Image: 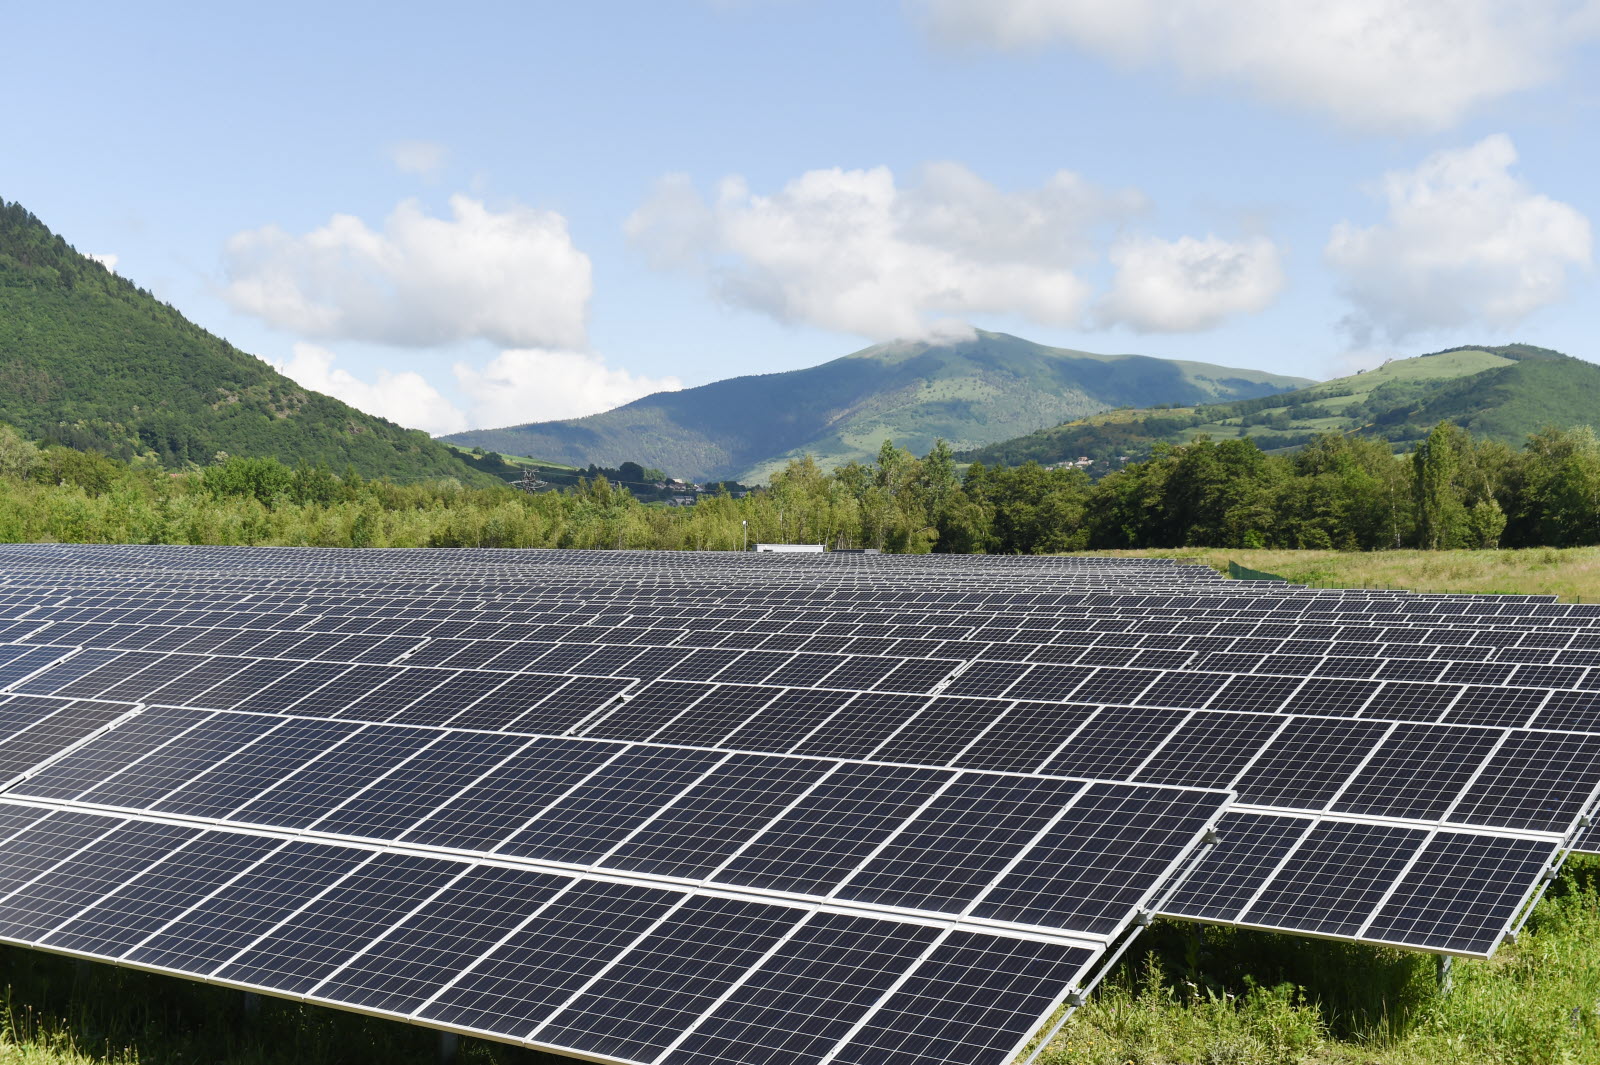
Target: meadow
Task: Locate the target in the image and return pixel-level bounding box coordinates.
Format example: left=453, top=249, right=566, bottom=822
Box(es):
left=1104, top=546, right=1600, bottom=601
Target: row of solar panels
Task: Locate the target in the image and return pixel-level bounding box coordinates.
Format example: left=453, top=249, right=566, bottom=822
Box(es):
left=11, top=580, right=1600, bottom=652
left=0, top=684, right=1228, bottom=1065
left=9, top=619, right=1600, bottom=740
left=0, top=800, right=1112, bottom=1065
left=18, top=589, right=1600, bottom=654
left=0, top=546, right=1595, bottom=1065
left=0, top=635, right=1589, bottom=956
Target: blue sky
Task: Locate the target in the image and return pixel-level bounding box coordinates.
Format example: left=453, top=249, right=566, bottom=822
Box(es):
left=7, top=1, right=1599, bottom=434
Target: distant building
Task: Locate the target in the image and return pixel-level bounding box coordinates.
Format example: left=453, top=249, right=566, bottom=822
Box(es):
left=754, top=543, right=824, bottom=553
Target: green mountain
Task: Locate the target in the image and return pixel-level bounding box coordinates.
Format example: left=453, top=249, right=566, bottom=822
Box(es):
left=959, top=344, right=1598, bottom=470
left=443, top=330, right=1310, bottom=483
left=0, top=200, right=493, bottom=484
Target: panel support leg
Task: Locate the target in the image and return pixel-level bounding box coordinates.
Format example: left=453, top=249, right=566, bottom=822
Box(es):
left=242, top=991, right=261, bottom=1019
left=437, top=1031, right=460, bottom=1065
left=1436, top=954, right=1453, bottom=995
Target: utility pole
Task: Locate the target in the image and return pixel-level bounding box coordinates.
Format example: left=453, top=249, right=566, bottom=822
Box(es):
left=742, top=519, right=748, bottom=551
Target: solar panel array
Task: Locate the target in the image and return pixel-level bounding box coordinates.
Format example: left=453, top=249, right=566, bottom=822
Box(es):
left=0, top=544, right=1596, bottom=1064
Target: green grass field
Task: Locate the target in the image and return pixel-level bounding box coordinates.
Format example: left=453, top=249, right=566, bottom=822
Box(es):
left=1044, top=858, right=1600, bottom=1065
left=1094, top=546, right=1600, bottom=602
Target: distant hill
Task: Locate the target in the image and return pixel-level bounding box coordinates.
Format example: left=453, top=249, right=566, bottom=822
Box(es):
left=958, top=344, right=1598, bottom=470
left=0, top=200, right=493, bottom=484
left=442, top=330, right=1310, bottom=482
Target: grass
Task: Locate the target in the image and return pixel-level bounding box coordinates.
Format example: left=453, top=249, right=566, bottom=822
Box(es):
left=1042, top=858, right=1600, bottom=1065
left=1090, top=546, right=1600, bottom=602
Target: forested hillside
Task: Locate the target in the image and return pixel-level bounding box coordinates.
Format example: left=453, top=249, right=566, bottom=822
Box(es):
left=962, top=344, right=1600, bottom=470
left=445, top=330, right=1309, bottom=482
left=0, top=200, right=493, bottom=484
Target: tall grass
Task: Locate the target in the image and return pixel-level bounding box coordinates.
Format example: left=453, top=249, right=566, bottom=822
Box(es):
left=1095, top=546, right=1600, bottom=603
left=1043, top=856, right=1600, bottom=1065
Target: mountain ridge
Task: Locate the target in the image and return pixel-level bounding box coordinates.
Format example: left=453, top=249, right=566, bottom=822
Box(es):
left=957, top=343, right=1599, bottom=470
left=0, top=199, right=494, bottom=485
left=444, top=330, right=1311, bottom=482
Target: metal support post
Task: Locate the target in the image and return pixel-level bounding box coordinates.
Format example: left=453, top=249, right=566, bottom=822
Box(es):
left=242, top=991, right=261, bottom=1019
left=1436, top=954, right=1453, bottom=995
left=437, top=1031, right=460, bottom=1065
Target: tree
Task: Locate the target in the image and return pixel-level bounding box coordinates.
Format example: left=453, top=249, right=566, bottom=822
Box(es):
left=1412, top=422, right=1505, bottom=549
left=1505, top=425, right=1600, bottom=546
left=0, top=424, right=39, bottom=480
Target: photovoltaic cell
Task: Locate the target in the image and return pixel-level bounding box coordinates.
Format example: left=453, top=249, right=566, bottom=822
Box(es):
left=126, top=840, right=371, bottom=972
left=1233, top=718, right=1392, bottom=810
left=310, top=864, right=572, bottom=1016
left=663, top=912, right=941, bottom=1065
left=1241, top=821, right=1427, bottom=938
left=0, top=819, right=200, bottom=942
left=530, top=895, right=803, bottom=1062
left=827, top=930, right=1098, bottom=1065
left=602, top=753, right=831, bottom=880
left=399, top=738, right=625, bottom=852
left=1331, top=724, right=1500, bottom=821
left=1363, top=832, right=1556, bottom=955
left=1447, top=731, right=1600, bottom=833
left=0, top=700, right=132, bottom=783
left=952, top=701, right=1098, bottom=775
left=494, top=746, right=726, bottom=865
left=417, top=878, right=683, bottom=1039
left=972, top=782, right=1225, bottom=935
left=214, top=851, right=466, bottom=994
left=716, top=763, right=949, bottom=897
left=1163, top=812, right=1312, bottom=924
left=837, top=775, right=1085, bottom=913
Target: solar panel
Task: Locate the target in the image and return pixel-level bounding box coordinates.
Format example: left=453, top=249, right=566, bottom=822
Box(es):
left=1, top=543, right=1598, bottom=1061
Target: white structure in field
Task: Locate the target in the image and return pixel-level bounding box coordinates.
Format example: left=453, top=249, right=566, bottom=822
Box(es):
left=753, top=543, right=825, bottom=553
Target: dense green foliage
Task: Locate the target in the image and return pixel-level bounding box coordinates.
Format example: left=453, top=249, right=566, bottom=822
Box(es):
left=0, top=200, right=491, bottom=485
left=8, top=417, right=1600, bottom=554
left=444, top=330, right=1309, bottom=483
left=962, top=344, right=1600, bottom=470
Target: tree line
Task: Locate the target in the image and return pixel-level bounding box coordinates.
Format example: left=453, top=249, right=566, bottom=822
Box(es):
left=2, top=420, right=1599, bottom=553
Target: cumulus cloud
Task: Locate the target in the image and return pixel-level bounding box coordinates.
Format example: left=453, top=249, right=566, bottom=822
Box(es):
left=388, top=140, right=448, bottom=180
left=1099, top=235, right=1285, bottom=332
left=914, top=0, right=1599, bottom=130
left=626, top=162, right=1143, bottom=340
left=454, top=349, right=683, bottom=428
left=272, top=343, right=469, bottom=436
left=223, top=195, right=592, bottom=350
left=87, top=253, right=118, bottom=273
left=1326, top=135, right=1592, bottom=342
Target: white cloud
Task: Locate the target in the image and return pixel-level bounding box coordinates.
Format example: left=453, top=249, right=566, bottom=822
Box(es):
left=1100, top=235, right=1285, bottom=332
left=915, top=0, right=1600, bottom=130
left=223, top=195, right=592, bottom=350
left=626, top=162, right=1142, bottom=340
left=87, top=253, right=118, bottom=273
left=454, top=349, right=683, bottom=428
left=388, top=140, right=449, bottom=180
left=1326, top=135, right=1593, bottom=342
left=272, top=343, right=469, bottom=436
